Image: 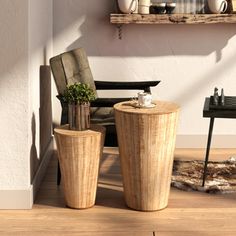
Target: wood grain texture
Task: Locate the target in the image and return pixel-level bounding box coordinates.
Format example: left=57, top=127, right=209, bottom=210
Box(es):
left=114, top=101, right=180, bottom=211
left=110, top=13, right=236, bottom=24
left=0, top=231, right=154, bottom=236
left=1, top=148, right=236, bottom=235
left=54, top=125, right=105, bottom=209
left=68, top=103, right=90, bottom=131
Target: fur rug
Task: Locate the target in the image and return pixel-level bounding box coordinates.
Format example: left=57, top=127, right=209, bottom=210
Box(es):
left=171, top=157, right=236, bottom=194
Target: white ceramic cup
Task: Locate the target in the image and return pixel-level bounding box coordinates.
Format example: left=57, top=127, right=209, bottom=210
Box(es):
left=118, top=0, right=138, bottom=14
left=139, top=0, right=151, bottom=5
left=138, top=5, right=150, bottom=14
left=138, top=92, right=152, bottom=107
left=151, top=0, right=159, bottom=3
left=138, top=0, right=151, bottom=14
left=208, top=0, right=227, bottom=13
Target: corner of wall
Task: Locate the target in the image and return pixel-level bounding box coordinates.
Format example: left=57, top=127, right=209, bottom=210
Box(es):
left=0, top=138, right=54, bottom=209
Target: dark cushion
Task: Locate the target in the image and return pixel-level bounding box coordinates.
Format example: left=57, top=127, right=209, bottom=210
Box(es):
left=90, top=107, right=115, bottom=126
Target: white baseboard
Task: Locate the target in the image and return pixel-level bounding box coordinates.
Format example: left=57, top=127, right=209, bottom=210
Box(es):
left=0, top=137, right=54, bottom=209
left=176, top=135, right=236, bottom=148
left=0, top=187, right=33, bottom=209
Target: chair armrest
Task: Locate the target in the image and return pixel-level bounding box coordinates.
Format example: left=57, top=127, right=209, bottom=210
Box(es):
left=57, top=95, right=130, bottom=107
left=94, top=80, right=160, bottom=92
left=91, top=98, right=131, bottom=107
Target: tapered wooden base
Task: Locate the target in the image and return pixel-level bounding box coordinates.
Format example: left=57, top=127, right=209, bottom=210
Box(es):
left=114, top=101, right=180, bottom=211
left=54, top=125, right=105, bottom=209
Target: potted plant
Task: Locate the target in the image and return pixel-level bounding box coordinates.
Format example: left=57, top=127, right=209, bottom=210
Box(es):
left=55, top=82, right=105, bottom=209
left=61, top=82, right=96, bottom=131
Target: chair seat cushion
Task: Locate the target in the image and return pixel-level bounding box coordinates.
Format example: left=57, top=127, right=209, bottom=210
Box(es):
left=91, top=107, right=117, bottom=146
left=90, top=107, right=115, bottom=126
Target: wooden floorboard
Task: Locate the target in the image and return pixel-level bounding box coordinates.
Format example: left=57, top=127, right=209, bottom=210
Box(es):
left=0, top=232, right=154, bottom=236
left=154, top=232, right=236, bottom=236
left=0, top=148, right=236, bottom=235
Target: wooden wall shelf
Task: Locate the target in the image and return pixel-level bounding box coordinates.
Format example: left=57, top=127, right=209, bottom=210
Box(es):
left=110, top=13, right=236, bottom=24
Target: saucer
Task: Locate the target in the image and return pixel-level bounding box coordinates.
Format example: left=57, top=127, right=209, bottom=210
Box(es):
left=133, top=102, right=156, bottom=108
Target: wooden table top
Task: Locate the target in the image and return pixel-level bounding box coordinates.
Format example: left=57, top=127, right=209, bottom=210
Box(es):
left=114, top=100, right=180, bottom=115
left=54, top=124, right=105, bottom=137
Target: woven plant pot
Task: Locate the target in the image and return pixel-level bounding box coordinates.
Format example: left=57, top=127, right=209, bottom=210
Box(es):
left=68, top=103, right=90, bottom=131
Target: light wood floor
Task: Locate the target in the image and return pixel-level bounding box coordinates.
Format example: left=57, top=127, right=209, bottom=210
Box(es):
left=1, top=148, right=236, bottom=236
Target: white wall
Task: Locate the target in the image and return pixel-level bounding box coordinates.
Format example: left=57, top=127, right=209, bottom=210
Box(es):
left=29, top=0, right=53, bottom=181
left=53, top=0, right=236, bottom=147
left=0, top=0, right=29, bottom=190
left=0, top=0, right=53, bottom=209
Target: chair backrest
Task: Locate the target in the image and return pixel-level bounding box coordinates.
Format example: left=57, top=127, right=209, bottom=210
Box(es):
left=50, top=48, right=97, bottom=97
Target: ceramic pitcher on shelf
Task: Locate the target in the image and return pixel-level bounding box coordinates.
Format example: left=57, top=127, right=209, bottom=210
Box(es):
left=139, top=0, right=151, bottom=14
left=207, top=0, right=228, bottom=13
left=117, top=0, right=138, bottom=13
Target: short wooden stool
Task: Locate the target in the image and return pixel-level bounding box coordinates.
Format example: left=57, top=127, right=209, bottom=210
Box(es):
left=54, top=125, right=105, bottom=209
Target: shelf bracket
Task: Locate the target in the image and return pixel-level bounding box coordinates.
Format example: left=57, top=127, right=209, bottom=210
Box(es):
left=117, top=24, right=123, bottom=40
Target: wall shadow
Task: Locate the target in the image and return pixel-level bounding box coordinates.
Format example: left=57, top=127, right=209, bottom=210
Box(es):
left=30, top=65, right=52, bottom=183
left=172, top=52, right=236, bottom=105
left=52, top=0, right=236, bottom=62
left=39, top=65, right=52, bottom=157
left=30, top=113, right=39, bottom=183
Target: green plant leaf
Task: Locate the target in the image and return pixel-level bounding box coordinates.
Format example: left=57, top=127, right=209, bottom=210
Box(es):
left=61, top=82, right=96, bottom=104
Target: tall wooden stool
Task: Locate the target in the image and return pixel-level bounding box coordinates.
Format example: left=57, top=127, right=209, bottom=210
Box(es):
left=114, top=100, right=180, bottom=211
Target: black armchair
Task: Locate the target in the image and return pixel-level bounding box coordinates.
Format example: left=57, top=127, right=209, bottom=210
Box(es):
left=50, top=48, right=160, bottom=185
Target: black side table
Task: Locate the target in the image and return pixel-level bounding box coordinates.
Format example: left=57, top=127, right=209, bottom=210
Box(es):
left=202, top=97, right=236, bottom=186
